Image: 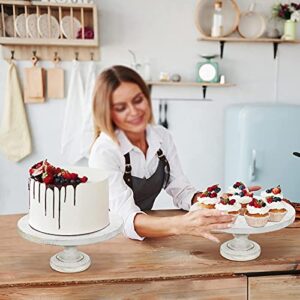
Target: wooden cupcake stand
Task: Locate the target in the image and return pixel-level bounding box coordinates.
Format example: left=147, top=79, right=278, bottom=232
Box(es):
left=218, top=204, right=295, bottom=261
left=17, top=213, right=123, bottom=273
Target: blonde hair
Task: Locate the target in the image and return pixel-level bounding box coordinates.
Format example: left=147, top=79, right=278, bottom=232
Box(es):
left=92, top=65, right=154, bottom=143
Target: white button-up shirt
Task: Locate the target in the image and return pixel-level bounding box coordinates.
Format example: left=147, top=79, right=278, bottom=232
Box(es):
left=89, top=124, right=197, bottom=240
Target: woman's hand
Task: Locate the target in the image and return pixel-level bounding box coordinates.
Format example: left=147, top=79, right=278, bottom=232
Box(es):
left=177, top=209, right=235, bottom=243
left=249, top=186, right=261, bottom=192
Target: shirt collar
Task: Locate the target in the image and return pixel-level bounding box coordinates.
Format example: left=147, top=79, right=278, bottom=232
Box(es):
left=116, top=125, right=162, bottom=156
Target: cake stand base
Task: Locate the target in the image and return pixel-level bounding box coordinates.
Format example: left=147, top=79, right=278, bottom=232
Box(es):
left=50, top=246, right=91, bottom=273
left=220, top=234, right=261, bottom=261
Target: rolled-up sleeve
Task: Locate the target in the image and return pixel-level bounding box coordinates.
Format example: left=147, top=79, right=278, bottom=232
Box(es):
left=89, top=140, right=145, bottom=240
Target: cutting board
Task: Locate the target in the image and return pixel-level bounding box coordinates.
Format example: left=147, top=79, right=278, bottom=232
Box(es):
left=24, top=64, right=45, bottom=103
left=47, top=67, right=65, bottom=99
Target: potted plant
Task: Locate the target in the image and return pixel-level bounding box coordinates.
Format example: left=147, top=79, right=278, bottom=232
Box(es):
left=272, top=2, right=300, bottom=40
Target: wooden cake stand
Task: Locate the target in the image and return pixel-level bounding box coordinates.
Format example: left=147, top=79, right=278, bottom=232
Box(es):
left=218, top=203, right=295, bottom=261
left=17, top=213, right=123, bottom=273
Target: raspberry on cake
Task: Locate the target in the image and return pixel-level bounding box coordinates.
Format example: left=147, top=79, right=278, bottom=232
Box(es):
left=262, top=186, right=287, bottom=222
left=28, top=160, right=109, bottom=235
left=196, top=184, right=221, bottom=209
left=245, top=197, right=270, bottom=228
left=215, top=195, right=241, bottom=222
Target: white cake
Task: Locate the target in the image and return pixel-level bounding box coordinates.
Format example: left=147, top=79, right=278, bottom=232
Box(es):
left=28, top=166, right=109, bottom=236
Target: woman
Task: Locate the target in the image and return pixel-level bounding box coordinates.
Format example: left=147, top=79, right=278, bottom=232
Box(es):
left=89, top=65, right=256, bottom=242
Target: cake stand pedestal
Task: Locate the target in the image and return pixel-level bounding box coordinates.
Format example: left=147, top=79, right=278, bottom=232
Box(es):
left=218, top=204, right=295, bottom=261
left=17, top=213, right=123, bottom=273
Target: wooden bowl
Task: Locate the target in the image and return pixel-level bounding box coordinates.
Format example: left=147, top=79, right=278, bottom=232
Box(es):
left=195, top=0, right=240, bottom=37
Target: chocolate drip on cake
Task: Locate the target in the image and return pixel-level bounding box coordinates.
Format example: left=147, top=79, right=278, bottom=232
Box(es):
left=28, top=179, right=31, bottom=209
left=58, top=188, right=61, bottom=229
left=52, top=188, right=55, bottom=218
left=45, top=186, right=48, bottom=216
left=38, top=183, right=41, bottom=203
left=33, top=180, right=36, bottom=199
left=64, top=186, right=67, bottom=203
left=73, top=185, right=77, bottom=206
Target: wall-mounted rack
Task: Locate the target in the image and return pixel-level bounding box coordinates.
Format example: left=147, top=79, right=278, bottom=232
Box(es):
left=0, top=0, right=99, bottom=61
left=198, top=36, right=300, bottom=60
left=147, top=81, right=235, bottom=99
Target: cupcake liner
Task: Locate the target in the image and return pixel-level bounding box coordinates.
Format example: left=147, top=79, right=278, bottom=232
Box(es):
left=269, top=210, right=287, bottom=222
left=245, top=213, right=269, bottom=227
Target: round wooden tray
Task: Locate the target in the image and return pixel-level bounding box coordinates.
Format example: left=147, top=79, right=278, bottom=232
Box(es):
left=195, top=0, right=240, bottom=37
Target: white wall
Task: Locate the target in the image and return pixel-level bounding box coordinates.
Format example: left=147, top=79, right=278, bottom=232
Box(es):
left=0, top=0, right=299, bottom=213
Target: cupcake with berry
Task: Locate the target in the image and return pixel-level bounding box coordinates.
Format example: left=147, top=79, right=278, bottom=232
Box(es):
left=261, top=185, right=283, bottom=200
left=195, top=184, right=221, bottom=209
left=245, top=197, right=270, bottom=228
left=215, top=194, right=241, bottom=222
left=262, top=186, right=287, bottom=222
left=227, top=182, right=253, bottom=215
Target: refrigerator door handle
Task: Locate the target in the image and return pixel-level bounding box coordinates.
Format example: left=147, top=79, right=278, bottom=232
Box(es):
left=249, top=149, right=256, bottom=182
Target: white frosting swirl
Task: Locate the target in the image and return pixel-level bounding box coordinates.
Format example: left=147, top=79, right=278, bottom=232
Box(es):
left=267, top=201, right=287, bottom=210
left=215, top=201, right=241, bottom=212
left=230, top=195, right=252, bottom=204
left=261, top=191, right=283, bottom=199
left=246, top=204, right=269, bottom=215
left=197, top=196, right=219, bottom=205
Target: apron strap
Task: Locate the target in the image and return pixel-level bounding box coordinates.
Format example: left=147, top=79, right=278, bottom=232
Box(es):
left=123, top=148, right=170, bottom=189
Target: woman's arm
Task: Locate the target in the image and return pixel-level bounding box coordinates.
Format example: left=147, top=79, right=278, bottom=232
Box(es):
left=134, top=209, right=234, bottom=243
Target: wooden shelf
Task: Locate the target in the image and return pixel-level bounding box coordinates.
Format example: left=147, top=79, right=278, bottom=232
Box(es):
left=147, top=81, right=235, bottom=99
left=0, top=0, right=99, bottom=60
left=198, top=36, right=300, bottom=43
left=147, top=81, right=234, bottom=87
left=198, top=36, right=300, bottom=59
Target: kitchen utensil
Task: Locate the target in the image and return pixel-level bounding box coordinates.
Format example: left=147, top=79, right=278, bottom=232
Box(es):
left=293, top=152, right=300, bottom=158
left=5, top=15, right=15, bottom=37
left=24, top=54, right=45, bottom=103
left=47, top=54, right=64, bottom=99
left=60, top=15, right=81, bottom=39
left=38, top=14, right=60, bottom=39
left=26, top=14, right=39, bottom=38
left=162, top=101, right=169, bottom=129
left=195, top=0, right=240, bottom=37
left=238, top=3, right=266, bottom=39
left=15, top=13, right=27, bottom=38
left=158, top=100, right=163, bottom=125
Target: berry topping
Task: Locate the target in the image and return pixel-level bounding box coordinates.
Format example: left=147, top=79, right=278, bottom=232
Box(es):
left=220, top=196, right=236, bottom=205
left=272, top=185, right=281, bottom=195
left=249, top=198, right=266, bottom=208
left=29, top=160, right=88, bottom=187
left=201, top=184, right=221, bottom=198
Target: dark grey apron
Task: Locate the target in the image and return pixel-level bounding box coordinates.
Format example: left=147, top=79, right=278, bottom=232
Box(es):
left=123, top=149, right=170, bottom=211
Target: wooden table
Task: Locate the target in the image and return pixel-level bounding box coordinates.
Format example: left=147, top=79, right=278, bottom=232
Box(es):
left=0, top=211, right=300, bottom=300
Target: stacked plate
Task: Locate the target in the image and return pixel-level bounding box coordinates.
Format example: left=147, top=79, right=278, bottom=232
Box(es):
left=3, top=13, right=82, bottom=39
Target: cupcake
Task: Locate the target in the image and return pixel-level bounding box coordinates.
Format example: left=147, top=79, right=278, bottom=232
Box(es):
left=245, top=197, right=270, bottom=228
left=227, top=182, right=253, bottom=215
left=196, top=184, right=221, bottom=209
left=228, top=181, right=248, bottom=194
left=261, top=185, right=283, bottom=200
left=215, top=194, right=241, bottom=222
left=262, top=186, right=287, bottom=222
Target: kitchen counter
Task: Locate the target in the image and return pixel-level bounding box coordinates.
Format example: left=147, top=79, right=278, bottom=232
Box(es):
left=0, top=211, right=300, bottom=299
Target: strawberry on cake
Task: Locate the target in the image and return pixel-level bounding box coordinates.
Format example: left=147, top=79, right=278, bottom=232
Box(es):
left=262, top=186, right=287, bottom=222
left=245, top=197, right=270, bottom=228
left=28, top=160, right=109, bottom=236
left=195, top=184, right=221, bottom=209
left=215, top=194, right=241, bottom=222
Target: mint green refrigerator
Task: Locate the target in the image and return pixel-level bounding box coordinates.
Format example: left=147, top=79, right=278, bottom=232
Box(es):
left=224, top=104, right=300, bottom=203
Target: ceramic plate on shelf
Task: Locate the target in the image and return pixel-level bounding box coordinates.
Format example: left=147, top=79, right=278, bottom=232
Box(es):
left=238, top=11, right=266, bottom=39
left=15, top=13, right=27, bottom=38
left=195, top=0, right=240, bottom=37
left=60, top=15, right=81, bottom=39
left=26, top=14, right=39, bottom=39
left=5, top=15, right=15, bottom=37
left=38, top=14, right=60, bottom=39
